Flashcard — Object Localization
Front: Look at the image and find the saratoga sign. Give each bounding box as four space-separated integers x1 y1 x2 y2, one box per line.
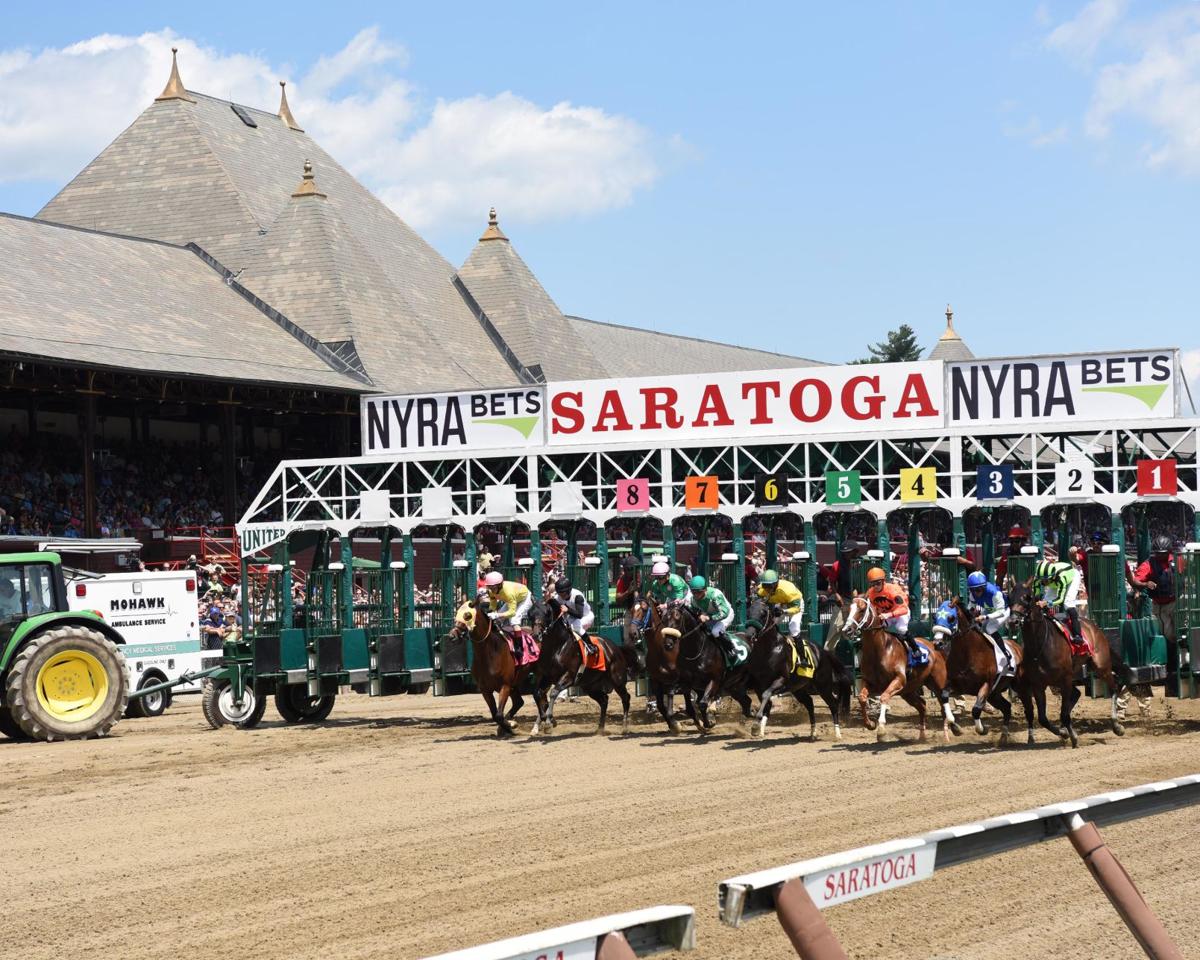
546 361 945 446
358 350 1181 454
804 842 938 909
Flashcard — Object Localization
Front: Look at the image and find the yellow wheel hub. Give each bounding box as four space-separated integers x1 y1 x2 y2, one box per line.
35 650 109 723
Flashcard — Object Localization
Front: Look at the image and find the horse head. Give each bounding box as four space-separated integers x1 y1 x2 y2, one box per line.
658 602 698 653
1006 581 1033 631
745 596 775 637
841 596 876 638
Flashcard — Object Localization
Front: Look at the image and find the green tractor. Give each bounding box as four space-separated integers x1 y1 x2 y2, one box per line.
0 552 129 741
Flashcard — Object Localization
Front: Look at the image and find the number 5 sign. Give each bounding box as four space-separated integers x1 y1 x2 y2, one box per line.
615 477 649 512
825 470 861 506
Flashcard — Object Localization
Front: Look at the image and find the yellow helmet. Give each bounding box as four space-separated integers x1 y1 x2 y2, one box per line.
866 566 886 582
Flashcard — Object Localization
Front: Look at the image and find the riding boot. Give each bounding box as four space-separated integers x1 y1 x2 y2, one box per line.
903 635 924 664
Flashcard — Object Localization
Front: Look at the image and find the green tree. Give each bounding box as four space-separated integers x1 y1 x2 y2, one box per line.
852 324 922 364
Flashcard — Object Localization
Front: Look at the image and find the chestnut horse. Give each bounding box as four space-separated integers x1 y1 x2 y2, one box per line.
1006 583 1127 748
842 596 962 742
451 597 533 737
528 599 639 736
742 597 853 739
938 596 1023 742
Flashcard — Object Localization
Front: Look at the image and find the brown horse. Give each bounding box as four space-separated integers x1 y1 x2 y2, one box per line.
652 602 753 733
842 597 962 742
528 600 639 735
451 597 533 736
936 596 1023 742
743 597 854 739
1006 583 1127 748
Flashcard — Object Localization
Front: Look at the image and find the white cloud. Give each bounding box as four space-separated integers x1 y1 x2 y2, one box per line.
1003 116 1069 147
1043 3 1200 174
1045 0 1127 62
0 28 663 229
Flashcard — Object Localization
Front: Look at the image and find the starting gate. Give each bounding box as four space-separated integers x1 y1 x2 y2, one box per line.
705 552 745 627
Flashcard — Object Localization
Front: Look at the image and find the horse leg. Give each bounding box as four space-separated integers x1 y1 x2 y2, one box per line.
972 679 992 736
589 688 608 734
732 687 753 723
1017 681 1036 745
1062 683 1080 749
698 680 720 731
654 684 677 733
876 675 904 741
858 682 876 731
986 686 1013 745
1035 685 1065 740
616 681 632 735
505 689 524 721
1110 686 1126 737
817 684 843 740
755 677 787 737
795 690 817 741
495 684 516 736
899 689 928 742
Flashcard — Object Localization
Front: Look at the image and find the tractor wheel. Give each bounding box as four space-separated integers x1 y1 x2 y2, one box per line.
202 679 266 729
273 685 336 724
0 706 28 740
4 626 129 742
127 675 171 719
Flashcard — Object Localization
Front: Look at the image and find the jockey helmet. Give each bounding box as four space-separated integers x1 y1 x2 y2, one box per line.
554 579 572 595
484 570 504 588
758 569 779 586
1153 534 1172 554
689 575 707 591
651 561 670 576
866 566 886 585
1007 525 1027 539
839 541 858 556
621 555 638 570
967 571 988 591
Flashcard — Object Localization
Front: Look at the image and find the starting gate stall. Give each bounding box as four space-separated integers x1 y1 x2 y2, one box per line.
748 511 812 633
886 506 963 636
672 513 746 626
1179 544 1200 697
963 504 1033 582
604 516 668 625
223 347 1199 729
812 508 881 646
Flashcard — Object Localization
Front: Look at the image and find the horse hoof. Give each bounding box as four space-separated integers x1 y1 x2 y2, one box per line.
1069 731 1079 749
833 725 843 740
531 722 540 736
999 729 1010 746
949 722 962 737
668 722 681 734
1112 722 1126 737
974 719 985 736
865 719 877 731
1026 733 1036 746
876 728 887 742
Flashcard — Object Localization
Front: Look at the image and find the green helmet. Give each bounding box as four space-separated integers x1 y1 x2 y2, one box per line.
689 575 707 591
759 569 779 586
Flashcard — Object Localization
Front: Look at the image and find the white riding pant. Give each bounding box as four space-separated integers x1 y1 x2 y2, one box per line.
1043 576 1081 610
568 611 595 635
974 608 1010 636
498 595 534 631
883 613 910 636
708 607 735 637
786 611 804 639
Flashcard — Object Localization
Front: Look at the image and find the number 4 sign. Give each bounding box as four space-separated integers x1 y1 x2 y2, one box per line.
615 477 649 512
1137 459 1177 496
899 467 937 503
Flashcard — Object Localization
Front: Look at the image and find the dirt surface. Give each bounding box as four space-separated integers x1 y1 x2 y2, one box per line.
2 690 1198 960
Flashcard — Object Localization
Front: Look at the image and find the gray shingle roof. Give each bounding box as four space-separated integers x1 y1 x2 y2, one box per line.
927 310 975 360
457 220 601 381
0 213 363 390
565 315 822 377
38 91 515 393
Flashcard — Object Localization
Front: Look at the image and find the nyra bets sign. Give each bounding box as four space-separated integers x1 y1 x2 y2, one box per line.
362 388 545 455
947 352 1177 426
546 361 944 446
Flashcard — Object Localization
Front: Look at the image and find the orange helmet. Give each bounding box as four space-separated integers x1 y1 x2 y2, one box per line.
866 566 886 583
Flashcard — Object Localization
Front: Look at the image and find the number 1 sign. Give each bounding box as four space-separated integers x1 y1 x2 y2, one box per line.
1137 459 1177 496
615 477 649 512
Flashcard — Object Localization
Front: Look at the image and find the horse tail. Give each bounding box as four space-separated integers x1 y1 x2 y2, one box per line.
621 639 644 674
829 652 854 720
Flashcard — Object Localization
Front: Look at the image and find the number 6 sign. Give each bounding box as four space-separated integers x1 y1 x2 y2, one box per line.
615 477 649 512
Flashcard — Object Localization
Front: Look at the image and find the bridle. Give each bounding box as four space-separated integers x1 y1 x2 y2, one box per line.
841 597 879 638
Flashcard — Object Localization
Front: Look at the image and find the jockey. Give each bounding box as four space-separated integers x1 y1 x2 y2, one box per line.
483 570 532 636
686 575 736 658
755 569 805 641
966 571 1011 667
1030 558 1084 650
864 567 926 665
635 560 687 630
553 577 597 650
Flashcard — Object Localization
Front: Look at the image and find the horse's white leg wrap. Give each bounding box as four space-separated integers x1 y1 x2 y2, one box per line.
942 701 954 723
833 721 842 740
759 714 768 737
878 702 888 728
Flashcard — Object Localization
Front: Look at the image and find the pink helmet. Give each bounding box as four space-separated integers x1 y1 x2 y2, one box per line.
484 570 504 587
651 561 670 576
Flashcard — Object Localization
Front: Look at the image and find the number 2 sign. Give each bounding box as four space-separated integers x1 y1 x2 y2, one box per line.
1055 461 1094 499
615 477 649 512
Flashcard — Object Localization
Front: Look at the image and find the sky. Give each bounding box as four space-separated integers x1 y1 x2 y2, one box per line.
1 1 1198 382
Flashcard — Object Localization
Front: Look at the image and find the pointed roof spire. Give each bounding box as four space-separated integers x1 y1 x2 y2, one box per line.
155 47 196 103
940 303 961 341
479 207 508 241
292 159 327 198
278 81 303 131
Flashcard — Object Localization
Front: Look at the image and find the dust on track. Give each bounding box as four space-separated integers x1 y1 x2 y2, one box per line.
2 691 1198 960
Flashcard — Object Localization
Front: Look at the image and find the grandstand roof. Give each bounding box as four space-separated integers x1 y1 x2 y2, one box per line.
0 213 364 390
927 305 974 361
25 53 823 393
565 315 821 377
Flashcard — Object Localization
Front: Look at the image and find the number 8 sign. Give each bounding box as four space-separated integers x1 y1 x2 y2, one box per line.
615 477 649 512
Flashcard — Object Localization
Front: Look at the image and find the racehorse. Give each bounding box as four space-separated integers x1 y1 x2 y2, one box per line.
742 597 853 739
646 602 752 733
528 599 639 736
453 596 534 737
1006 583 1127 748
842 596 962 742
938 596 1022 742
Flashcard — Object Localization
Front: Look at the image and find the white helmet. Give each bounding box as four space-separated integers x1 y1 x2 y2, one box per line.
484 570 504 587
651 561 670 576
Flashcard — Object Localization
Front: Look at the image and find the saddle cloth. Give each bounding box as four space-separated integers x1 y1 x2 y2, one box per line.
724 634 750 669
1048 617 1093 658
577 635 607 671
992 638 1017 678
787 638 814 679
509 630 541 667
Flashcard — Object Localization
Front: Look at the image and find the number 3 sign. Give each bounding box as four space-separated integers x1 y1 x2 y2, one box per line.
615 477 649 512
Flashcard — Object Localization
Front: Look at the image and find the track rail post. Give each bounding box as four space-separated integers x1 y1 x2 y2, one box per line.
1065 814 1183 960
595 931 637 959
775 879 848 960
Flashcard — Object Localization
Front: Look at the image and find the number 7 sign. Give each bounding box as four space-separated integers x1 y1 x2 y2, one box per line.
684 475 720 510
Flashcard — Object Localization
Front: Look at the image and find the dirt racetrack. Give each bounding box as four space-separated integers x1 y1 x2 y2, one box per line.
2 690 1199 960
